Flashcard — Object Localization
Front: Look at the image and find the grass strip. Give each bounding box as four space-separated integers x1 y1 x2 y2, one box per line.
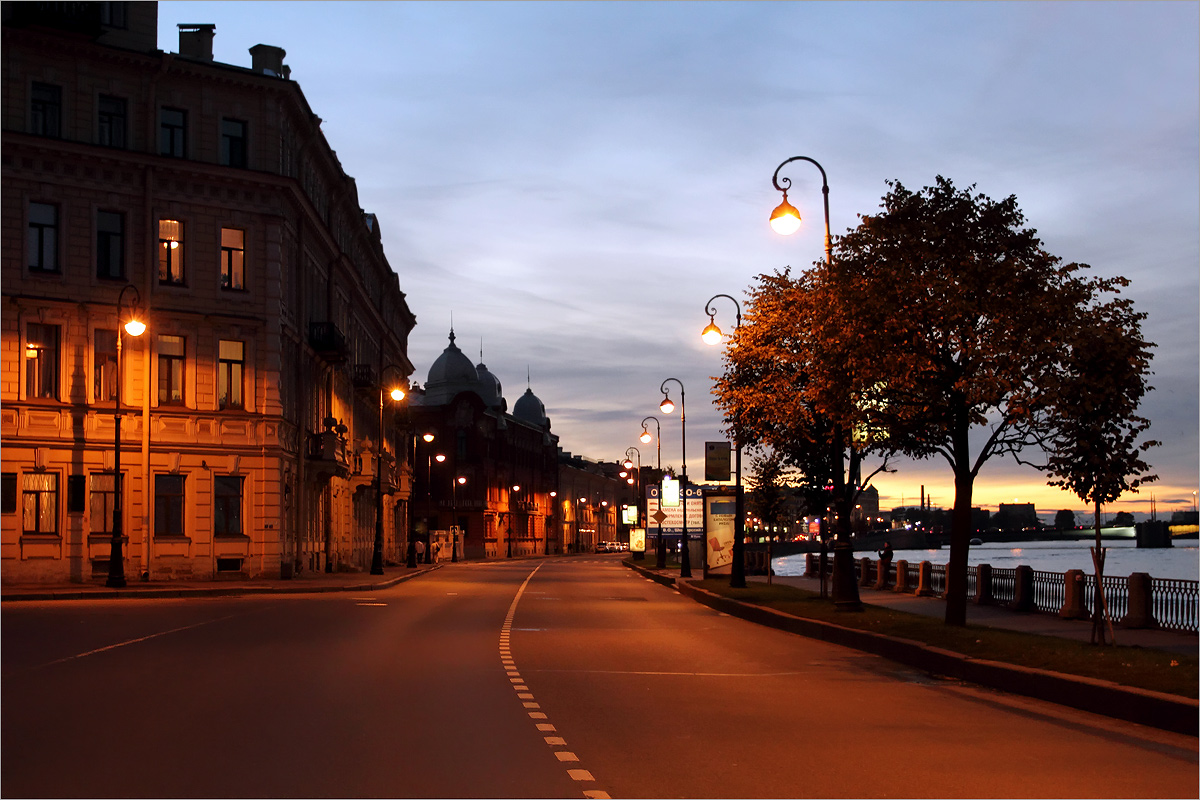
632 563 1197 698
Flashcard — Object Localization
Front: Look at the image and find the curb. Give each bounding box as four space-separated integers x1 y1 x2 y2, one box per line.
625 560 1198 737
1 564 442 602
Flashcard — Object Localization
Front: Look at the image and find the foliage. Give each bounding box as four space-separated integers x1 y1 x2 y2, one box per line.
1054 509 1076 530
1039 289 1158 509
711 270 893 539
783 176 1150 626
1112 511 1137 527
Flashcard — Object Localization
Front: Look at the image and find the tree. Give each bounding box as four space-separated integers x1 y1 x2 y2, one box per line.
817 177 1141 626
712 271 894 546
745 448 791 532
1039 290 1158 643
1054 509 1076 531
1112 511 1137 528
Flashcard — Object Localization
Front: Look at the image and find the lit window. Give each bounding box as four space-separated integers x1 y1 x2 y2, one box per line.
89 473 116 535
22 473 58 535
157 334 185 405
218 340 244 410
25 323 59 399
220 228 244 290
94 329 117 402
158 219 184 285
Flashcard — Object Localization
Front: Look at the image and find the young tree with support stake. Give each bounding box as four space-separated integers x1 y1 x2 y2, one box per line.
1038 292 1158 644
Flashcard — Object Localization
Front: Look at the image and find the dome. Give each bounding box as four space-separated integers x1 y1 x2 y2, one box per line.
513 386 549 428
423 330 484 405
475 362 506 411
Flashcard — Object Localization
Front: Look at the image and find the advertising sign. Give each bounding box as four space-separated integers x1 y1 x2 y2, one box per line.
661 477 680 507
645 483 704 537
705 441 732 482
621 505 638 526
629 528 646 553
705 495 737 573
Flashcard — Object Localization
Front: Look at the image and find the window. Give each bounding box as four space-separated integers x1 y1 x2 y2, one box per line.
97 95 126 148
158 219 184 285
28 202 58 273
159 107 186 157
94 329 118 402
22 473 58 535
2 474 16 514
89 474 116 535
100 2 127 28
214 476 243 536
97 210 124 279
220 228 244 290
31 82 61 138
154 474 185 537
221 119 247 168
25 323 60 400
218 340 244 410
157 335 185 405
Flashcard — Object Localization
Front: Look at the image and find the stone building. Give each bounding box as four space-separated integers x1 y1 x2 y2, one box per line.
1 3 417 583
406 331 560 559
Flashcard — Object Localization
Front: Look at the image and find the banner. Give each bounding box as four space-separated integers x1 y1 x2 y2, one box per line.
705 495 737 572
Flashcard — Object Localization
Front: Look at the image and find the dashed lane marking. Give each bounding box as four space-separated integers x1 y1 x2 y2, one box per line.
501 562 608 798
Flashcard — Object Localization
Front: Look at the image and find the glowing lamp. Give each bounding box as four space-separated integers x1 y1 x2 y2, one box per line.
769 194 802 235
659 396 675 415
701 319 722 345
639 431 652 444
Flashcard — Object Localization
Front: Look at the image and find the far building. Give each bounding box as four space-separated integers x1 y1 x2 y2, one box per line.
406 331 560 559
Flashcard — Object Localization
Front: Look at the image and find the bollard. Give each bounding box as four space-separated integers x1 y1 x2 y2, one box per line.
916 560 934 596
874 559 890 591
806 552 818 577
859 557 873 587
1120 572 1157 629
1060 569 1089 619
974 563 994 605
894 559 909 593
1010 565 1035 612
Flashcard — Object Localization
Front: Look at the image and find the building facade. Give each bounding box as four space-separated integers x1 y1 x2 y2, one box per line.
2 3 417 583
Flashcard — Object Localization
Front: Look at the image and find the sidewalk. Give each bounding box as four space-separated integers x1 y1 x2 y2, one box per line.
759 574 1198 655
0 564 442 602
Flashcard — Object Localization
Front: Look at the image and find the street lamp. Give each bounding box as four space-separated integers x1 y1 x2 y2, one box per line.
659 378 691 578
372 367 407 575
702 293 747 588
771 154 860 611
408 431 436 568
107 284 145 588
452 475 466 562
638 416 664 567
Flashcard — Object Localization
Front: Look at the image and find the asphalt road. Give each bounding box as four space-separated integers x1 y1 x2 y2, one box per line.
3 555 1196 798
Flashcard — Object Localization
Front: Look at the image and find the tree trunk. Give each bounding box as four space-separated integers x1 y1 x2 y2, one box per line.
944 412 973 626
944 465 974 626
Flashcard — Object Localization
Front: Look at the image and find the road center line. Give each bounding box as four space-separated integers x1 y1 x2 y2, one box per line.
42 612 244 666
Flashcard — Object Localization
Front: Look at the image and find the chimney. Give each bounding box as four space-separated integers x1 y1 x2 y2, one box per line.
249 44 286 77
177 24 215 61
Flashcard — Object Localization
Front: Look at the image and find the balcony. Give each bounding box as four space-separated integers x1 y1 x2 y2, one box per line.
306 431 349 478
308 322 348 364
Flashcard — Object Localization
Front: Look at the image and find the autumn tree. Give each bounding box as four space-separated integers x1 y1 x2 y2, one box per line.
1038 290 1158 643
713 269 895 608
812 177 1146 626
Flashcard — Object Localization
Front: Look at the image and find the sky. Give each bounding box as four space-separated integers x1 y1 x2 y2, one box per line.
159 1 1199 521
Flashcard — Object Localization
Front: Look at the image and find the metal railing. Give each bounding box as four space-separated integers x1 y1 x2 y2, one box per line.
1152 578 1199 633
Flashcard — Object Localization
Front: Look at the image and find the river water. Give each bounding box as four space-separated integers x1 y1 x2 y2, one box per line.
773 539 1200 582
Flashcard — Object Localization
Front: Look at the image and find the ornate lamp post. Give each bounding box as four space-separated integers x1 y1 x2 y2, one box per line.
702 293 746 588
372 367 407 575
770 155 860 611
638 416 664 567
452 475 465 562
107 285 145 588
408 432 436 567
659 378 691 578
